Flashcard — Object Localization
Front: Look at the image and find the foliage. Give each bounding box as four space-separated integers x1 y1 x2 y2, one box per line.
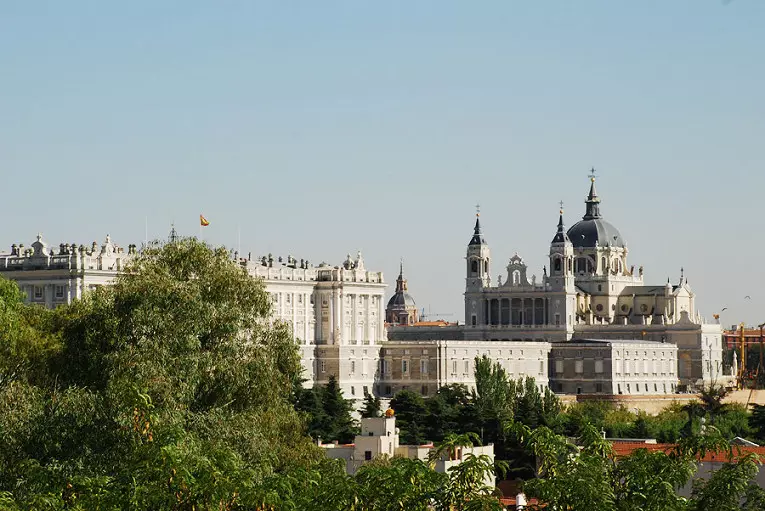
519 421 764 511
0 238 320 509
360 392 382 419
0 278 60 387
390 390 429 445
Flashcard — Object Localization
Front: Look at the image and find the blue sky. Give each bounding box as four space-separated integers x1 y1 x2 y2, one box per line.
1 1 763 326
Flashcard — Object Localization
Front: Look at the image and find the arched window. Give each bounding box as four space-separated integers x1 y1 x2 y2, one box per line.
554 257 561 272
471 260 478 274
601 257 606 273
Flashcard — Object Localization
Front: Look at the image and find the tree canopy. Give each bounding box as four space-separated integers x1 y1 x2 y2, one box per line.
0 238 318 509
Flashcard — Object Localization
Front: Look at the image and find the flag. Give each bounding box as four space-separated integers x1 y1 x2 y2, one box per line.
200 214 210 227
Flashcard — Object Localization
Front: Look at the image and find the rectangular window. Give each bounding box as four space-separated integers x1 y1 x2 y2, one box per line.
34 286 43 299
555 314 561 326
351 386 355 396
452 360 457 374
594 359 604 373
421 385 428 396
618 384 622 394
55 285 65 298
365 451 372 461
351 361 355 374
298 295 303 303
402 360 408 374
363 386 369 396
286 294 291 304
464 360 470 373
420 359 428 374
555 360 563 373
595 383 603 393
539 360 544 375
320 360 326 373
575 360 583 374
385 385 392 396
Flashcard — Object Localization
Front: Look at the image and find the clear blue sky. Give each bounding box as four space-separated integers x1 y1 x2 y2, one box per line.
2 1 763 326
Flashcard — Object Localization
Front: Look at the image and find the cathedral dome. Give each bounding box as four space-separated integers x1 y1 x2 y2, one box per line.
567 173 625 249
387 292 416 309
567 218 625 248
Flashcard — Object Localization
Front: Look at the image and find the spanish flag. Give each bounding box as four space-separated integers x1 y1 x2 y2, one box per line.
200 214 210 227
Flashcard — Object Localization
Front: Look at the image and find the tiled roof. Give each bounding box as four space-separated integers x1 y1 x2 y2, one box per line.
611 442 765 462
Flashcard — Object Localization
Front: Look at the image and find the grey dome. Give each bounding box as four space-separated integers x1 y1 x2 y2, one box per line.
387 292 416 308
567 218 625 248
566 174 625 248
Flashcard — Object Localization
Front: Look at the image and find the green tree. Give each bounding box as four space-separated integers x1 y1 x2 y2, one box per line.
0 278 59 387
360 392 382 418
1 238 320 509
321 374 358 444
424 384 474 441
391 390 428 445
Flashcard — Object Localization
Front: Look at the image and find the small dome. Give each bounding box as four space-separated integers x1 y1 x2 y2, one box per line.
567 218 625 248
387 292 416 308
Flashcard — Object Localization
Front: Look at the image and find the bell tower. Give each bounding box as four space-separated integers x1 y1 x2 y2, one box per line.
465 206 491 291
549 203 574 293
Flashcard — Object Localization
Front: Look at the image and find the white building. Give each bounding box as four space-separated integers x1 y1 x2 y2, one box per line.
239 251 387 398
0 234 136 307
321 411 495 487
0 236 386 401
549 339 679 395
377 340 550 397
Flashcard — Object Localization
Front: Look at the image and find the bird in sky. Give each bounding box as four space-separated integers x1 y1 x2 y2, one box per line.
745 296 752 300
721 307 728 312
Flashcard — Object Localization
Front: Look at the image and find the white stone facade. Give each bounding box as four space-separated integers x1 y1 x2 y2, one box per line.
0 234 137 308
377 340 550 397
240 252 386 398
550 339 679 395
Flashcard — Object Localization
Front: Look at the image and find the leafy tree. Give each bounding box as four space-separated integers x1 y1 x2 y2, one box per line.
518 418 765 511
391 390 428 445
424 384 474 441
428 432 482 465
360 392 382 418
321 375 358 443
0 238 320 509
749 403 765 441
0 278 59 387
295 385 328 440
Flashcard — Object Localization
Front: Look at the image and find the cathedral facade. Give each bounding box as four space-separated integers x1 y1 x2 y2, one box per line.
391 175 725 391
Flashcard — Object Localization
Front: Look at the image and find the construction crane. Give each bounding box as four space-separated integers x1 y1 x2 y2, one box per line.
420 307 455 322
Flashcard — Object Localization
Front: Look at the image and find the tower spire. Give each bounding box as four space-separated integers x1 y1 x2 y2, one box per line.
469 204 486 246
552 201 570 243
583 168 602 220
396 257 407 293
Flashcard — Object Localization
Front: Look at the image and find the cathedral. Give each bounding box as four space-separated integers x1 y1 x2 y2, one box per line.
390 173 725 391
